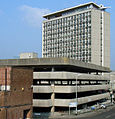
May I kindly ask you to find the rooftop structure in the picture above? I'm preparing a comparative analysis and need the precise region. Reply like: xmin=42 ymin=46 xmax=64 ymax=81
xmin=43 ymin=2 xmax=106 ymax=19
xmin=20 ymin=52 xmax=38 ymax=59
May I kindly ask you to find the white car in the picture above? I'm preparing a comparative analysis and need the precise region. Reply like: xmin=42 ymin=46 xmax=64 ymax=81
xmin=100 ymin=104 xmax=106 ymax=109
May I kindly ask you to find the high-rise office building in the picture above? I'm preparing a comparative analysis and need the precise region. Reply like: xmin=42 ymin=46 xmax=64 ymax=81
xmin=42 ymin=2 xmax=110 ymax=68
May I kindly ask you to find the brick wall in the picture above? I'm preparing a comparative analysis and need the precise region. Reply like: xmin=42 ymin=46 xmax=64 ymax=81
xmin=0 ymin=67 xmax=33 ymax=119
xmin=0 ymin=106 xmax=32 ymax=119
xmin=0 ymin=67 xmax=11 ymax=86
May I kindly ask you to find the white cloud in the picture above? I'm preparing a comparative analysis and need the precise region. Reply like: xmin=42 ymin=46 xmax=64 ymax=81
xmin=19 ymin=5 xmax=50 ymax=27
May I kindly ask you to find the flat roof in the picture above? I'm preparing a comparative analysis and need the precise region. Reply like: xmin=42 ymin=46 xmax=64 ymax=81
xmin=0 ymin=57 xmax=110 ymax=73
xmin=43 ymin=2 xmax=100 ymax=18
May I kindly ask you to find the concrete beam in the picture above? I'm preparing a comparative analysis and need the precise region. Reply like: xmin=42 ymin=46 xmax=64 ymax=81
xmin=33 ymin=86 xmax=53 ymax=93
xmin=33 ymin=99 xmax=52 ymax=107
xmin=54 ymin=93 xmax=109 ymax=107
xmin=33 ymin=72 xmax=109 ymax=80
xmin=78 ymin=92 xmax=109 ymax=105
xmin=54 ymin=85 xmax=109 ymax=93
xmin=33 ymin=85 xmax=109 ymax=93
xmin=0 ymin=57 xmax=110 ymax=72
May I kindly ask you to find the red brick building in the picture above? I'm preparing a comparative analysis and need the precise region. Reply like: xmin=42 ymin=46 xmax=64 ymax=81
xmin=0 ymin=66 xmax=33 ymax=119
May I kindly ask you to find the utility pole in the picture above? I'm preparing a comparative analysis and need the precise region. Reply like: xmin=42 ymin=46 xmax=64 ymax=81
xmin=76 ymin=75 xmax=78 ymax=115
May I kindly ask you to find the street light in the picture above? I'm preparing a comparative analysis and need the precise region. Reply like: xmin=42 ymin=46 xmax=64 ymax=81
xmin=69 ymin=74 xmax=80 ymax=115
xmin=76 ymin=75 xmax=78 ymax=114
xmin=76 ymin=74 xmax=80 ymax=115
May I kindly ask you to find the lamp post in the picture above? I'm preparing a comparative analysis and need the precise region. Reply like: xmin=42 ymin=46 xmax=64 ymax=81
xmin=109 ymin=73 xmax=113 ymax=104
xmin=76 ymin=74 xmax=79 ymax=115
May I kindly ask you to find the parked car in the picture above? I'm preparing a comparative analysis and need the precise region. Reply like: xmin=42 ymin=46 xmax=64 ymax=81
xmin=100 ymin=104 xmax=106 ymax=109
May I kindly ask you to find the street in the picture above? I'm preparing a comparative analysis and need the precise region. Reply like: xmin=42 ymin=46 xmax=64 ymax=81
xmin=77 ymin=105 xmax=115 ymax=119
xmin=49 ymin=105 xmax=115 ymax=119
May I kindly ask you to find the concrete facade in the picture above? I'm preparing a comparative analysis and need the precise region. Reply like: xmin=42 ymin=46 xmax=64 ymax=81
xmin=110 ymin=72 xmax=115 ymax=99
xmin=91 ymin=9 xmax=101 ymax=67
xmin=103 ymin=12 xmax=110 ymax=68
xmin=0 ymin=57 xmax=111 ymax=116
xmin=42 ymin=2 xmax=110 ymax=68
xmin=0 ymin=67 xmax=33 ymax=119
xmin=33 ymin=72 xmax=110 ymax=113
xmin=0 ymin=57 xmax=110 ymax=73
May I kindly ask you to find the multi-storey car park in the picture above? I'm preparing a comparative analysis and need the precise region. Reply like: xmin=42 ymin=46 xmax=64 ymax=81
xmin=42 ymin=2 xmax=110 ymax=68
xmin=0 ymin=57 xmax=111 ymax=117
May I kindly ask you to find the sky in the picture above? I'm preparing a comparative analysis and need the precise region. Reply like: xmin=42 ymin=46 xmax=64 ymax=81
xmin=0 ymin=0 xmax=114 ymax=70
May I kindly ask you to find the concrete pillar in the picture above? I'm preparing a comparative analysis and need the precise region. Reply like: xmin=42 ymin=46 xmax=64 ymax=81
xmin=51 ymin=67 xmax=55 ymax=113
xmin=51 ymin=81 xmax=55 ymax=113
xmin=96 ymin=81 xmax=98 ymax=85
xmin=51 ymin=67 xmax=55 ymax=72
xmin=79 ymin=81 xmax=81 ymax=85
xmin=96 ymin=72 xmax=98 ymax=75
xmin=51 ymin=92 xmax=55 ymax=113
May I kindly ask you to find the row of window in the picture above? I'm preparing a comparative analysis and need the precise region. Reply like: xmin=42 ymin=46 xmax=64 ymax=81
xmin=43 ymin=54 xmax=91 ymax=62
xmin=43 ymin=11 xmax=92 ymax=62
xmin=44 ymin=20 xmax=91 ymax=30
xmin=44 ymin=29 xmax=91 ymax=35
xmin=44 ymin=11 xmax=91 ymax=26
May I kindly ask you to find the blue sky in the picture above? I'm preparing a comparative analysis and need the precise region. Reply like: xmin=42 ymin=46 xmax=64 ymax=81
xmin=0 ymin=0 xmax=114 ymax=70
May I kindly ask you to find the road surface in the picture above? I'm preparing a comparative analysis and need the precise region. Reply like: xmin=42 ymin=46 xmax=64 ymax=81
xmin=78 ymin=105 xmax=115 ymax=119
xmin=34 ymin=105 xmax=115 ymax=119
